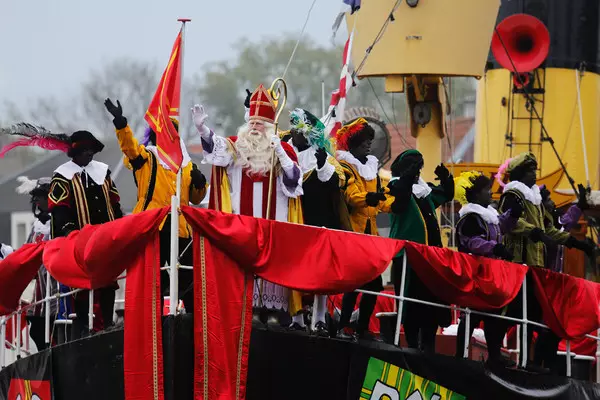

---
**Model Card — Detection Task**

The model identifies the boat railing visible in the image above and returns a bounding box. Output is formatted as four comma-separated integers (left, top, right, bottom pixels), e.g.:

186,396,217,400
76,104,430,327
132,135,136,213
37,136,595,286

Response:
1,253,599,384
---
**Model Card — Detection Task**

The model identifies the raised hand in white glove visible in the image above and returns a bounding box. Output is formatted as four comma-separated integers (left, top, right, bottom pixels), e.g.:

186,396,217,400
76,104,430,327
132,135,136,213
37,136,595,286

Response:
270,134,293,170
191,104,210,137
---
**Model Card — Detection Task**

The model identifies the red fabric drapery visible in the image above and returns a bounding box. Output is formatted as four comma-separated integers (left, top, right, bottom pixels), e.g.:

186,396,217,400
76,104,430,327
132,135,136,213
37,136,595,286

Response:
42,207,168,400
183,207,402,293
403,242,528,310
530,267,600,340
0,243,45,314
43,209,165,289
182,206,403,399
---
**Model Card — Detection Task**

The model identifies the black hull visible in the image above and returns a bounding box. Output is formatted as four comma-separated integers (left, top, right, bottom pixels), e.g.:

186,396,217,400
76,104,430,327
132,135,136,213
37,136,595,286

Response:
1,315,599,400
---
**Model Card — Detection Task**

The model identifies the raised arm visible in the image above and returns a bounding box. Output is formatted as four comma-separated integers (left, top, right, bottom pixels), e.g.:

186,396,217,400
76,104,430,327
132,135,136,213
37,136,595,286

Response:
104,98,147,163
192,104,233,167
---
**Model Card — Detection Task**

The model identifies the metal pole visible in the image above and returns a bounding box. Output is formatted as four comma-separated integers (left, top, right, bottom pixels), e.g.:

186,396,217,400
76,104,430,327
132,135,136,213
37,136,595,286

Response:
394,253,408,346
44,270,51,347
575,70,591,186
88,289,94,334
516,325,521,365
16,307,21,359
0,317,5,368
169,19,189,316
169,194,179,315
321,81,326,117
596,328,600,383
311,295,318,332
521,277,528,368
566,339,572,377
463,308,471,359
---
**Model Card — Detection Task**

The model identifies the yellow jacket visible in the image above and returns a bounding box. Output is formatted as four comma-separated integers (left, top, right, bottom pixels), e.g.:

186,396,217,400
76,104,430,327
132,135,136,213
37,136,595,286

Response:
339,161,393,236
116,125,207,238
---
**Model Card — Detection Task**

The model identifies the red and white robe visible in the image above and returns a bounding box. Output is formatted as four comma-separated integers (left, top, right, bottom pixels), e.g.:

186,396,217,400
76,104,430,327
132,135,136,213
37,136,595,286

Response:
203,134,304,312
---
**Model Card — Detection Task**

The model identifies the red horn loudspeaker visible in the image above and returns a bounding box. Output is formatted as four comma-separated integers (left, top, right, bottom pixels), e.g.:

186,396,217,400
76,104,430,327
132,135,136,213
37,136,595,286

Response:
491,14,550,88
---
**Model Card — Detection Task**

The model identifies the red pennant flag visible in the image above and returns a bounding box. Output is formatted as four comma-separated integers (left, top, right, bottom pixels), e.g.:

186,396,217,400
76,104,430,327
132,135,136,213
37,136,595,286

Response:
145,30,183,172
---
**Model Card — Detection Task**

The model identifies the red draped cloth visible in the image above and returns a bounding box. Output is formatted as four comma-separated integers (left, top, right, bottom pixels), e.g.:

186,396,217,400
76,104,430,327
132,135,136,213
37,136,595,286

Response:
42,208,168,400
0,243,45,314
403,242,528,310
182,206,403,399
530,267,600,339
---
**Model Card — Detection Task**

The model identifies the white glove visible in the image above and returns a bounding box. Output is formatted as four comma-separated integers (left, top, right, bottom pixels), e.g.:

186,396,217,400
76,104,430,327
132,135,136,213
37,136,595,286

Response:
271,135,293,170
191,104,210,138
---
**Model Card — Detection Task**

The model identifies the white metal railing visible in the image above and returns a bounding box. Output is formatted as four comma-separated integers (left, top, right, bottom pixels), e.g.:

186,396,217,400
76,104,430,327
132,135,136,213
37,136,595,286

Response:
2,244,599,383
354,252,600,380
0,272,127,368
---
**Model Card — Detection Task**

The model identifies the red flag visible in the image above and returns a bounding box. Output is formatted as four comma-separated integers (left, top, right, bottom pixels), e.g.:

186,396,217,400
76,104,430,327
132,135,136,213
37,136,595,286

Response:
145,30,183,172
323,30,355,138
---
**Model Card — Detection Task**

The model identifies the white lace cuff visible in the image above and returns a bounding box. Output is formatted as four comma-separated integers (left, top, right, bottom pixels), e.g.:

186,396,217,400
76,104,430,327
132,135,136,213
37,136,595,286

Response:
316,161,335,182
202,134,232,167
278,169,303,199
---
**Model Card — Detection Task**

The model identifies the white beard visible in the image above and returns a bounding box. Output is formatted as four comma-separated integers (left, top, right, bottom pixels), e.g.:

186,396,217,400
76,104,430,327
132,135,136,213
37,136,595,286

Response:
235,123,275,176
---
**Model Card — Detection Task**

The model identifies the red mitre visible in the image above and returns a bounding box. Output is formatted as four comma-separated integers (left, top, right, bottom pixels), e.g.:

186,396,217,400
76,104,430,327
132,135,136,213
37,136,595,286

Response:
248,84,276,124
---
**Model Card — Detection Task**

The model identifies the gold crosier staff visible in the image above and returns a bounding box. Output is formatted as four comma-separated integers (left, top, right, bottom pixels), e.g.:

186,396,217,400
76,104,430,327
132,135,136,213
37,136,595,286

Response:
265,77,288,219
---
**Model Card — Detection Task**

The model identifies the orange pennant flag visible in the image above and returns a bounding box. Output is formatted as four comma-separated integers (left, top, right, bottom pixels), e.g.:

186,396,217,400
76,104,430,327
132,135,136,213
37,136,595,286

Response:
145,30,183,172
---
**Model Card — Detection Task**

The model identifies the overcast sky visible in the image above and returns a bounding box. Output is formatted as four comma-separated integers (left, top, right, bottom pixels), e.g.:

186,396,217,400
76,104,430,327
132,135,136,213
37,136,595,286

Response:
0,0,346,113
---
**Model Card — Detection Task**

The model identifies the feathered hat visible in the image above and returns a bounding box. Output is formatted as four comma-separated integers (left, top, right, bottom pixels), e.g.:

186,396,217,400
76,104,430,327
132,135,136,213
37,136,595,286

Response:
454,171,485,205
335,117,374,151
494,152,537,187
15,176,51,198
248,84,277,124
0,123,104,158
289,108,333,154
0,123,71,157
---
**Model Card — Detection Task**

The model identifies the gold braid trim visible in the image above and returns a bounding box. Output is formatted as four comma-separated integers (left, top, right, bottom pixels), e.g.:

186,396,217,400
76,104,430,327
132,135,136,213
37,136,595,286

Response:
102,180,115,221
236,272,248,399
71,175,90,227
201,236,209,397
152,238,159,400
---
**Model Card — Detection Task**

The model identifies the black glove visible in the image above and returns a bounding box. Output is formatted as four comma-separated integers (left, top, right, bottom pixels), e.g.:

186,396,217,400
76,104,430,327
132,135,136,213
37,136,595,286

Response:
493,243,514,261
190,164,207,189
243,89,252,108
577,184,589,210
509,198,524,218
434,163,450,181
104,98,127,129
366,192,386,207
386,179,404,197
315,148,327,169
529,228,544,243
565,236,596,255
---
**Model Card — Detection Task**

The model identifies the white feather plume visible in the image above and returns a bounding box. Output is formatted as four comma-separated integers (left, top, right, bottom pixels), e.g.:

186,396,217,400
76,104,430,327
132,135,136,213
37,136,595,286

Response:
15,176,38,195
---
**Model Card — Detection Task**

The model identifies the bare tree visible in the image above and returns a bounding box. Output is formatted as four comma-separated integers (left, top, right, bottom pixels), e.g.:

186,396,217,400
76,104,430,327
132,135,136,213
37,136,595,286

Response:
3,58,162,139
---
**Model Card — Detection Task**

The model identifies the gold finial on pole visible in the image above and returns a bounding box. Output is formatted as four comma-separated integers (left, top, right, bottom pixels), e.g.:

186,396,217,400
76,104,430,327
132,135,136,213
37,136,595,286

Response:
266,77,288,219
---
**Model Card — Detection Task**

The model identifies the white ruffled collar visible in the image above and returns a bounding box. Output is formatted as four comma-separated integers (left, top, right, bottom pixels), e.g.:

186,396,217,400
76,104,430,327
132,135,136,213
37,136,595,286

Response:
389,176,432,199
412,178,432,199
294,145,317,174
146,139,191,171
55,160,108,185
504,181,542,205
336,151,378,180
459,203,500,225
33,219,50,236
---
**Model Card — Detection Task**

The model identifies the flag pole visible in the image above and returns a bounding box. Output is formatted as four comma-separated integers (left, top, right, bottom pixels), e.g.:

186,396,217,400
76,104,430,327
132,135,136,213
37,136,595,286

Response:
169,18,190,316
